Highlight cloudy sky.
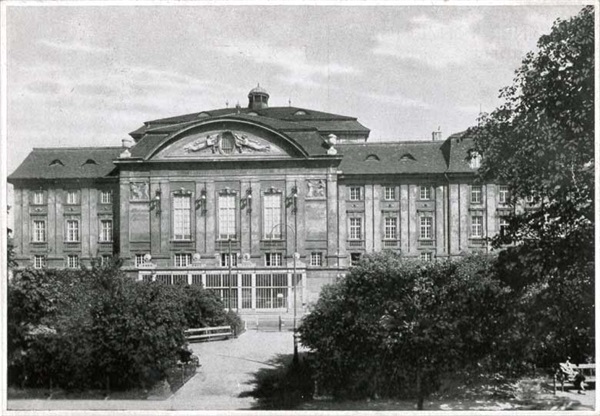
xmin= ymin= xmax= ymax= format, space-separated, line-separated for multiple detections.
xmin=4 ymin=3 xmax=585 ymax=176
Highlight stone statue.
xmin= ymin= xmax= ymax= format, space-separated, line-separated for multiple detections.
xmin=233 ymin=133 xmax=271 ymax=152
xmin=183 ymin=134 xmax=218 ymax=153
xmin=307 ymin=179 xmax=326 ymax=198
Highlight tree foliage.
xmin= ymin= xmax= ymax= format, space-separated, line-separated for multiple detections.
xmin=469 ymin=6 xmax=594 ymax=366
xmin=298 ymin=253 xmax=507 ymax=409
xmin=8 ymin=264 xmax=239 ymax=391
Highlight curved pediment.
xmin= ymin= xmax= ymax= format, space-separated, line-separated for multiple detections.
xmin=154 ymin=130 xmax=288 ymax=160
xmin=146 ymin=119 xmax=308 ymax=161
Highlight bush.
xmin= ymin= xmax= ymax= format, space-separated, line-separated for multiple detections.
xmin=7 ymin=264 xmax=241 ymax=391
xmin=298 ymin=252 xmax=508 ymax=409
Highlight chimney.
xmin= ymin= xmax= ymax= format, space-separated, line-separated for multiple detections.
xmin=122 ymin=138 xmax=133 ymax=148
xmin=432 ymin=127 xmax=442 ymax=141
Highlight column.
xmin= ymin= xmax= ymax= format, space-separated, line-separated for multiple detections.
xmin=435 ymin=184 xmax=446 ymax=256
xmin=400 ymin=184 xmax=409 ymax=253
xmin=119 ymin=180 xmax=130 ymax=259
xmin=326 ymin=173 xmax=338 ymax=262
xmin=373 ymin=185 xmax=382 ymax=252
xmin=364 ymin=184 xmax=373 ymax=252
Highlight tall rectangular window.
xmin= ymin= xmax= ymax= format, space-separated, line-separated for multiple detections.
xmin=471 ymin=186 xmax=482 ymax=204
xmin=349 ymin=218 xmax=362 ymax=240
xmin=34 ymin=255 xmax=46 ymax=269
xmin=221 ymin=253 xmax=238 ymax=267
xmin=100 ymin=220 xmax=112 ymax=242
xmin=349 ymin=186 xmax=362 ymax=201
xmin=471 ymin=216 xmax=483 ymax=238
xmin=67 ymin=255 xmax=79 ymax=269
xmin=218 ymin=194 xmax=236 ymax=240
xmin=384 ymin=186 xmax=395 ymax=201
xmin=66 ymin=190 xmax=78 ymax=205
xmin=66 ymin=219 xmax=79 ymax=242
xmin=419 ymin=186 xmax=431 ymax=200
xmin=33 ymin=220 xmax=46 ymax=242
xmin=173 ymin=195 xmax=192 ymax=240
xmin=265 ymin=253 xmax=283 ymax=267
xmin=384 ymin=217 xmax=397 ymax=240
xmin=498 ymin=185 xmax=509 ymax=204
xmin=420 ymin=216 xmax=432 ymax=239
xmin=263 ymin=193 xmax=282 ymax=239
xmin=100 ymin=190 xmax=112 ymax=204
xmin=174 ymin=253 xmax=191 ymax=267
xmin=101 ymin=255 xmax=112 ymax=266
xmin=33 ymin=191 xmax=44 ymax=205
xmin=310 ymin=252 xmax=323 ymax=266
xmin=499 ymin=217 xmax=509 ymax=236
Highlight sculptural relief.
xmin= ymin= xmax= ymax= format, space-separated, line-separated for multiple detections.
xmin=306 ymin=179 xmax=326 ymax=198
xmin=182 ymin=131 xmax=271 ymax=155
xmin=130 ymin=182 xmax=149 ymax=200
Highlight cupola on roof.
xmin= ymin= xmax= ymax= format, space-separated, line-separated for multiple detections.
xmin=248 ymin=83 xmax=269 ymax=110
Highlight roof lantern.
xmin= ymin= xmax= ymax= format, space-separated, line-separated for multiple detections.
xmin=248 ymin=83 xmax=269 ymax=110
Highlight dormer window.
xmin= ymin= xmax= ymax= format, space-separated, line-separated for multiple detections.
xmin=197 ymin=112 xmax=210 ymax=118
xmin=50 ymin=159 xmax=64 ymax=167
xmin=294 ymin=110 xmax=307 ymax=116
xmin=365 ymin=154 xmax=380 ymax=162
xmin=400 ymin=153 xmax=416 ymax=162
xmin=469 ymin=151 xmax=482 ymax=169
xmin=247 ymin=112 xmax=258 ymax=116
xmin=82 ymin=159 xmax=97 ymax=166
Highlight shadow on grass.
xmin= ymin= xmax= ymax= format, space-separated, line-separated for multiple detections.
xmin=238 ymin=352 xmax=314 ymax=410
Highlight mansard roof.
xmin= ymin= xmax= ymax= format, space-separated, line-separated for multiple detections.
xmin=8 ymin=147 xmax=122 ymax=181
xmin=129 ymin=106 xmax=370 ymax=141
xmin=337 ymin=141 xmax=449 ymax=175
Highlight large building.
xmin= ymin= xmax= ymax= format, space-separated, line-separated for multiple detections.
xmin=8 ymin=85 xmax=513 ymax=314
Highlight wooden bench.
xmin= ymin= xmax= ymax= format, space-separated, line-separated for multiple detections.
xmin=555 ymin=362 xmax=595 ymax=392
xmin=185 ymin=325 xmax=234 ymax=342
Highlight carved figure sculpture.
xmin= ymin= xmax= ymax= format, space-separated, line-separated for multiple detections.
xmin=183 ymin=134 xmax=218 ymax=153
xmin=307 ymin=179 xmax=326 ymax=198
xmin=233 ymin=133 xmax=271 ymax=152
xmin=130 ymin=182 xmax=149 ymax=200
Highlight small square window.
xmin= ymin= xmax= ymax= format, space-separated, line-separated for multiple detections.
xmin=67 ymin=255 xmax=79 ymax=269
xmin=33 ymin=191 xmax=44 ymax=205
xmin=66 ymin=190 xmax=79 ymax=205
xmin=350 ymin=253 xmax=361 ymax=266
xmin=525 ymin=195 xmax=535 ymax=204
xmin=100 ymin=190 xmax=112 ymax=204
xmin=265 ymin=253 xmax=283 ymax=267
xmin=383 ymin=186 xmax=395 ymax=201
xmin=349 ymin=186 xmax=362 ymax=201
xmin=498 ymin=185 xmax=510 ymax=204
xmin=221 ymin=253 xmax=238 ymax=267
xmin=471 ymin=186 xmax=482 ymax=204
xmin=174 ymin=253 xmax=191 ymax=268
xmin=100 ymin=255 xmax=112 ymax=266
xmin=310 ymin=252 xmax=323 ymax=267
xmin=419 ymin=186 xmax=432 ymax=200
xmin=420 ymin=252 xmax=433 ymax=262
xmin=135 ymin=254 xmax=147 ymax=268
xmin=34 ymin=255 xmax=46 ymax=269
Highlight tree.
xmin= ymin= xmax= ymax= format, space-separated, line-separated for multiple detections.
xmin=299 ymin=253 xmax=508 ymax=409
xmin=469 ymin=6 xmax=594 ymax=365
xmin=7 ymin=228 xmax=17 ymax=269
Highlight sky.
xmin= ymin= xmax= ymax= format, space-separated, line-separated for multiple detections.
xmin=3 ymin=3 xmax=586 ymax=189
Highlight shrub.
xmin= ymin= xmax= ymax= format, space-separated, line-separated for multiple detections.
xmin=298 ymin=252 xmax=508 ymax=409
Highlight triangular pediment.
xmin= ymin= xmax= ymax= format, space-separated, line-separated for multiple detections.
xmin=153 ymin=129 xmax=289 ymax=160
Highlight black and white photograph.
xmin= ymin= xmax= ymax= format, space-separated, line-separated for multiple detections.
xmin=1 ymin=1 xmax=596 ymax=414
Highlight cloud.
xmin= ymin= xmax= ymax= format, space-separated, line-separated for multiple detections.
xmin=208 ymin=41 xmax=358 ymax=86
xmin=373 ymin=14 xmax=496 ymax=69
xmin=363 ymin=91 xmax=431 ymax=109
xmin=38 ymin=39 xmax=110 ymax=54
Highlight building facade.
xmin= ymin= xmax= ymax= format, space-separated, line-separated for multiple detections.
xmin=8 ymin=86 xmax=516 ymax=314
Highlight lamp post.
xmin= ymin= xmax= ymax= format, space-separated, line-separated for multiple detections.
xmin=228 ymin=237 xmax=233 ymax=312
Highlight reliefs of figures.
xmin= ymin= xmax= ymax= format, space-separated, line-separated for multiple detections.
xmin=130 ymin=182 xmax=149 ymax=200
xmin=183 ymin=131 xmax=271 ymax=155
xmin=306 ymin=179 xmax=326 ymax=198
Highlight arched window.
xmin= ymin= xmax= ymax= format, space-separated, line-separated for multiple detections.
xmin=365 ymin=154 xmax=380 ymax=162
xmin=82 ymin=159 xmax=97 ymax=166
xmin=399 ymin=153 xmax=416 ymax=162
xmin=468 ymin=150 xmax=482 ymax=169
xmin=294 ymin=110 xmax=307 ymax=116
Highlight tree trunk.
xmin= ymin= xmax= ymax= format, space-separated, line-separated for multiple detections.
xmin=416 ymin=369 xmax=424 ymax=410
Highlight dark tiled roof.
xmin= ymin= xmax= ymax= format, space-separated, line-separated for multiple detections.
xmin=445 ymin=132 xmax=478 ymax=173
xmin=8 ymin=147 xmax=122 ymax=181
xmin=129 ymin=134 xmax=170 ymax=158
xmin=337 ymin=141 xmax=449 ymax=175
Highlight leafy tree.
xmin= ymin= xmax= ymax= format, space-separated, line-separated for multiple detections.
xmin=7 ymin=228 xmax=17 ymax=269
xmin=299 ymin=253 xmax=508 ymax=409
xmin=469 ymin=6 xmax=594 ymax=365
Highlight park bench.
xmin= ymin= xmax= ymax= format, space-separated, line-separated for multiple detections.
xmin=554 ymin=362 xmax=595 ymax=392
xmin=185 ymin=325 xmax=234 ymax=342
